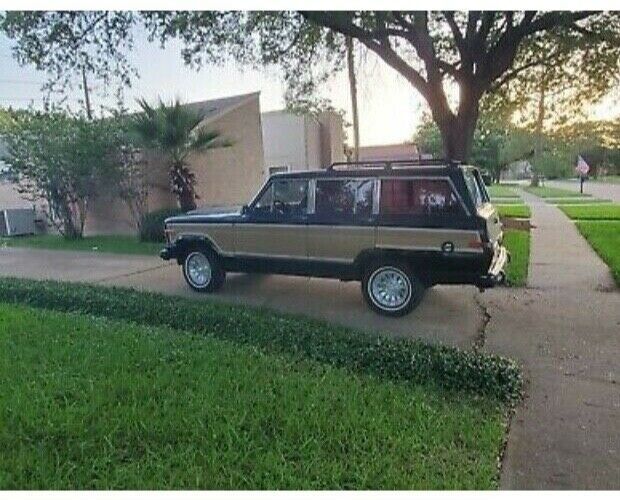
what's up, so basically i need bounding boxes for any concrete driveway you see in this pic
[0,246,484,348]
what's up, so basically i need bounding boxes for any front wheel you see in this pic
[182,248,225,293]
[361,261,425,317]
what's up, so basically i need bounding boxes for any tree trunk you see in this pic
[345,36,360,161]
[433,84,480,162]
[531,73,547,187]
[170,162,197,212]
[436,113,478,161]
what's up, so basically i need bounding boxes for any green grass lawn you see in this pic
[574,221,620,286]
[523,186,590,198]
[1,235,161,256]
[0,303,508,489]
[503,230,530,287]
[496,205,531,219]
[490,198,521,204]
[487,185,520,198]
[558,203,620,221]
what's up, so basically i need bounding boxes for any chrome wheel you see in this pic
[185,252,212,288]
[368,266,412,311]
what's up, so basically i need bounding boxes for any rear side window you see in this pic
[380,179,464,216]
[315,179,374,218]
[463,169,487,208]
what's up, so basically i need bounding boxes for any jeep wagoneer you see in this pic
[160,160,508,316]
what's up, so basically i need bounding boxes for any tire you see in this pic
[182,247,225,293]
[361,260,425,317]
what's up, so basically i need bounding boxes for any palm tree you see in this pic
[130,98,230,211]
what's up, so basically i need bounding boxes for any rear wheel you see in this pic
[361,260,425,317]
[182,248,225,293]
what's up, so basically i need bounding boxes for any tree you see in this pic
[4,11,619,160]
[415,113,508,180]
[129,99,230,212]
[300,12,620,160]
[114,141,150,232]
[1,11,138,116]
[144,11,620,160]
[0,111,120,238]
[345,36,360,160]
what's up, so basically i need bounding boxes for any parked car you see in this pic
[161,160,508,316]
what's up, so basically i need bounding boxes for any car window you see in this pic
[253,179,307,217]
[463,170,484,208]
[253,183,274,214]
[380,179,464,216]
[315,179,374,219]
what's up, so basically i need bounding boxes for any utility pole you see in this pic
[532,69,547,187]
[82,66,93,120]
[346,36,360,162]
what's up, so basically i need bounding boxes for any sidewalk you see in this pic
[483,191,620,489]
[521,190,615,291]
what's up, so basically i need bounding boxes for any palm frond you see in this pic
[128,97,231,163]
[190,128,233,151]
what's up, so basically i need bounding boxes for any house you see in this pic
[2,93,348,236]
[86,92,266,235]
[501,160,533,181]
[358,143,425,162]
[261,110,345,175]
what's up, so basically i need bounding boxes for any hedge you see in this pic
[139,208,183,242]
[0,277,523,403]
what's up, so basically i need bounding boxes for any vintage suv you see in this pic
[160,160,508,316]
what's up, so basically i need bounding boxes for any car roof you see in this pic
[270,164,476,180]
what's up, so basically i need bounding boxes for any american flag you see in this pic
[576,155,590,176]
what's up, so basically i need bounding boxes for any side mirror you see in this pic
[241,204,249,215]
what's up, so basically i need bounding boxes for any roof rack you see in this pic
[327,158,461,171]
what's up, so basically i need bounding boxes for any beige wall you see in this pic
[85,95,265,236]
[318,111,346,166]
[190,96,265,207]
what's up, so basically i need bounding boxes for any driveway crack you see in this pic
[92,263,171,284]
[473,294,491,351]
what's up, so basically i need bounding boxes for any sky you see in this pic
[0,27,427,147]
[1,24,618,146]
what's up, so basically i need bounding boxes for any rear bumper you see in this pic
[477,245,510,288]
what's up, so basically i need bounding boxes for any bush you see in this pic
[0,278,523,403]
[139,208,183,242]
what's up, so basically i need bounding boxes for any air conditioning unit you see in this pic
[0,208,36,237]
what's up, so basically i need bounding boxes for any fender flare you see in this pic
[172,234,222,264]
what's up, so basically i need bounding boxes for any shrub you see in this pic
[0,278,523,403]
[139,208,183,242]
[0,110,122,239]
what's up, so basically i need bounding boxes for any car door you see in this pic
[234,178,308,262]
[307,178,376,264]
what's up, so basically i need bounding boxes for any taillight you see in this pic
[468,239,485,249]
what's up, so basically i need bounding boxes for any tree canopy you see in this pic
[2,11,620,161]
[1,11,138,115]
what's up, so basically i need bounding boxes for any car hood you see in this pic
[166,206,243,224]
